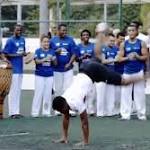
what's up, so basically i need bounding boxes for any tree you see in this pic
[140,4,150,31]
[122,4,141,31]
[22,6,39,37]
[1,5,17,37]
[1,5,39,37]
[1,1,143,37]
[65,4,104,37]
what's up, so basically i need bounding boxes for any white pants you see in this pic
[105,84,115,116]
[8,74,23,116]
[86,84,96,114]
[31,75,54,117]
[114,85,121,115]
[120,70,146,119]
[96,82,106,117]
[54,69,73,96]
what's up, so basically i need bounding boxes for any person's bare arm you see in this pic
[94,33,106,61]
[52,113,70,144]
[0,53,12,68]
[62,113,70,143]
[117,42,129,62]
[121,75,144,85]
[65,54,76,69]
[24,52,34,64]
[134,41,148,61]
[79,110,89,145]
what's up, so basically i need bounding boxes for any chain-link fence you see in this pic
[1,19,120,38]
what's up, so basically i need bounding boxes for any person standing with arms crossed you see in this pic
[118,24,148,120]
[3,24,28,119]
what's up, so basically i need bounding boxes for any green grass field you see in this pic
[0,91,150,150]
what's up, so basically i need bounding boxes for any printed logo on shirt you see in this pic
[62,43,68,46]
[133,46,140,50]
[87,49,92,53]
[40,53,45,58]
[126,47,131,51]
[60,48,68,56]
[56,43,60,46]
[81,50,85,54]
[20,42,25,45]
[16,42,19,47]
[17,47,24,54]
[42,62,51,66]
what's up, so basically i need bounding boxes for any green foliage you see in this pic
[1,5,17,20]
[1,5,17,36]
[1,1,144,37]
[22,6,39,37]
[122,4,141,30]
[1,5,39,37]
[140,4,150,30]
[48,0,64,8]
[65,5,103,37]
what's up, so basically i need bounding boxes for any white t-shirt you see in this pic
[62,73,93,114]
[125,33,148,45]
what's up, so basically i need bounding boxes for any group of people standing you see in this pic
[76,21,148,121]
[51,21,149,146]
[0,21,149,122]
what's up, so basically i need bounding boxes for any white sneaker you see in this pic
[138,116,147,121]
[119,117,130,121]
[69,110,77,117]
[42,114,52,117]
[54,111,61,116]
[31,114,39,118]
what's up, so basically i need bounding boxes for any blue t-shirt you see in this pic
[3,36,26,74]
[34,48,56,77]
[102,45,118,71]
[124,39,144,74]
[77,42,94,63]
[114,46,124,74]
[50,35,77,72]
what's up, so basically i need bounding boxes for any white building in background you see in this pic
[2,38,40,53]
[2,37,95,53]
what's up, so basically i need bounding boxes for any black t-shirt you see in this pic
[79,58,122,85]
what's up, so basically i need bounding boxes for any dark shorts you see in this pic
[106,70,122,85]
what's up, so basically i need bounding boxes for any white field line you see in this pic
[0,132,30,137]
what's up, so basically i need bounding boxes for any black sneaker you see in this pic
[10,114,24,119]
[10,115,19,119]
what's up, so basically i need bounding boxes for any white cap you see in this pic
[113,28,120,36]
